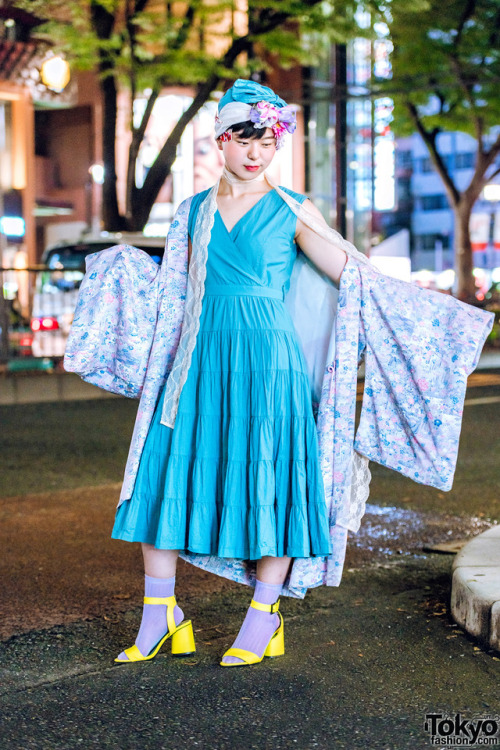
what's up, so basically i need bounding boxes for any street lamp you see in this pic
[40,56,71,93]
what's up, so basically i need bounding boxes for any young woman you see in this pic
[65,79,492,668]
[111,79,347,667]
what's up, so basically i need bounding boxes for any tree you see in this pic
[380,0,500,300]
[18,0,362,232]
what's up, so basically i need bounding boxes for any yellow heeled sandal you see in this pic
[220,599,284,667]
[114,595,196,663]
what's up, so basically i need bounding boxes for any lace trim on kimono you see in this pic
[336,450,372,532]
[160,186,216,427]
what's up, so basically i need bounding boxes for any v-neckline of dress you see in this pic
[216,188,275,236]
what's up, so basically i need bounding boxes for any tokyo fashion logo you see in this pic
[424,713,500,746]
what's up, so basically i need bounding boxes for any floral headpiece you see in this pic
[249,101,297,149]
[214,79,297,150]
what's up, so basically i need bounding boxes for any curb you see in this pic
[0,371,121,406]
[451,525,500,651]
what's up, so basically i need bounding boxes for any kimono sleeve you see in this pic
[64,244,160,398]
[354,267,494,490]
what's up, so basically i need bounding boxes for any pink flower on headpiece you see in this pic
[248,101,298,148]
[272,121,288,149]
[250,101,280,128]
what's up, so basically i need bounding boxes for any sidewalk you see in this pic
[451,525,500,651]
[0,369,120,405]
[1,481,499,748]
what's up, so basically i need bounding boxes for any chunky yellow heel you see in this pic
[220,599,284,667]
[264,612,285,658]
[114,595,196,663]
[170,619,196,656]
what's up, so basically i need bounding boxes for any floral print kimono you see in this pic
[65,190,493,598]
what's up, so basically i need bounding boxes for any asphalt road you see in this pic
[1,370,499,749]
[1,557,499,750]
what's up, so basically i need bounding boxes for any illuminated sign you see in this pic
[373,98,395,211]
[470,213,490,252]
[372,33,396,212]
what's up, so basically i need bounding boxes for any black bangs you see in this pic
[229,120,270,139]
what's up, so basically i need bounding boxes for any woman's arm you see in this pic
[294,199,347,285]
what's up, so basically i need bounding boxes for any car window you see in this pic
[38,242,164,294]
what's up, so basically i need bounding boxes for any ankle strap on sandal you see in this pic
[143,595,177,606]
[250,598,280,614]
[144,595,177,633]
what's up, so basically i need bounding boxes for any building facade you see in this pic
[388,131,500,289]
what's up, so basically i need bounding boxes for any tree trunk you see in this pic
[101,75,127,231]
[454,200,476,302]
[126,134,181,231]
[128,76,220,230]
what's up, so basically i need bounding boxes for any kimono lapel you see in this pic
[119,197,192,500]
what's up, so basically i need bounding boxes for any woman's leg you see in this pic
[221,555,292,665]
[142,544,179,578]
[256,555,292,584]
[117,545,183,660]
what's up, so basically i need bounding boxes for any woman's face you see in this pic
[217,127,276,180]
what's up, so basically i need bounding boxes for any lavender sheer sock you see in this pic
[221,579,282,665]
[117,574,184,661]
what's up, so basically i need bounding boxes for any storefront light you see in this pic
[0,216,25,237]
[41,56,71,93]
[14,250,28,270]
[483,184,500,202]
[89,164,104,184]
[436,269,455,290]
[144,222,169,237]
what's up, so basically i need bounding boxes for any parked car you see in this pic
[31,233,165,358]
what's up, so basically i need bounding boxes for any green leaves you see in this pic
[13,0,392,84]
[387,0,500,138]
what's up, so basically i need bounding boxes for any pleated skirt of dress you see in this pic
[112,294,332,561]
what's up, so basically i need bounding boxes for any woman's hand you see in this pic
[295,200,347,285]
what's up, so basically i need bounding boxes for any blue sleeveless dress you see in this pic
[112,187,331,560]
